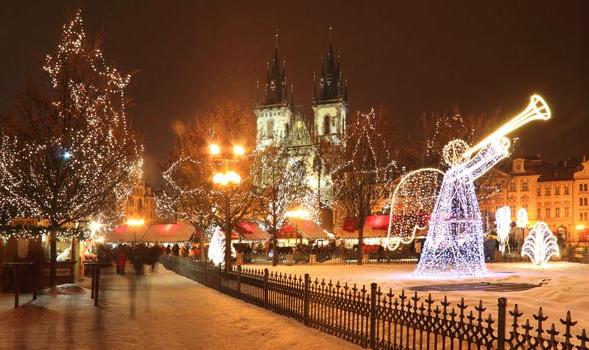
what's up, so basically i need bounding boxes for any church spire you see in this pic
[261,31,287,106]
[314,26,346,105]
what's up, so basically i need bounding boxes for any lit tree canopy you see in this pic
[0,10,142,229]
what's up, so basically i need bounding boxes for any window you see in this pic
[266,119,274,138]
[545,208,551,218]
[555,186,560,195]
[545,186,551,196]
[555,208,560,218]
[581,198,589,206]
[537,186,541,196]
[521,181,529,192]
[564,186,570,195]
[509,181,516,192]
[580,184,588,192]
[565,207,569,217]
[324,115,331,134]
[537,206,541,219]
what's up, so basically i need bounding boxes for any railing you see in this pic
[244,250,418,265]
[161,255,589,350]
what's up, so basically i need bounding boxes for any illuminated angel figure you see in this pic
[416,138,510,276]
[521,221,559,266]
[209,227,226,266]
[495,206,511,253]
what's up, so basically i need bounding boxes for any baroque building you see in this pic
[479,156,589,243]
[124,181,157,225]
[253,31,347,173]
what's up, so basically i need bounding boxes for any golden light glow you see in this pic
[126,218,145,226]
[233,144,245,157]
[89,220,102,233]
[285,208,311,219]
[576,224,586,231]
[213,171,241,186]
[209,143,221,156]
[464,94,551,158]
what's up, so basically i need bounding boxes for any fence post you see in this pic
[370,283,377,349]
[304,273,310,325]
[497,297,507,350]
[263,268,269,309]
[237,265,242,298]
[217,265,222,290]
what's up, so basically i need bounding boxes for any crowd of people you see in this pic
[108,243,164,275]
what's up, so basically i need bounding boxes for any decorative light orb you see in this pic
[213,173,227,185]
[233,145,245,157]
[209,144,221,156]
[226,171,241,185]
[442,139,470,167]
[521,221,559,267]
[62,151,73,160]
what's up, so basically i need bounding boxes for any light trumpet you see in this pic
[464,94,551,158]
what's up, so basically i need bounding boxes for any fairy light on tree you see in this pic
[331,109,397,264]
[251,142,310,266]
[0,10,142,286]
[521,221,560,266]
[495,206,511,253]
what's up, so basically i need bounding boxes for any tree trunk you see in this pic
[272,234,278,267]
[357,216,365,265]
[50,230,57,287]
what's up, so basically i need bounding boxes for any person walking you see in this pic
[117,244,128,275]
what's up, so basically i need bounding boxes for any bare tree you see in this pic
[331,109,397,264]
[251,143,309,266]
[0,10,142,286]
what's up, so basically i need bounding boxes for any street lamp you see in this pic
[127,218,145,242]
[209,143,246,271]
[286,208,310,245]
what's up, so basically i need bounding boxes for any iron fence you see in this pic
[160,255,588,350]
[244,251,418,266]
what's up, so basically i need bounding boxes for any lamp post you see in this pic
[210,143,245,272]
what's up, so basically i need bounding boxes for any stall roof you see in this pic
[333,215,390,239]
[235,222,269,241]
[106,223,195,243]
[277,219,327,240]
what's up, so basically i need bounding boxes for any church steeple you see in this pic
[314,26,346,105]
[262,31,287,106]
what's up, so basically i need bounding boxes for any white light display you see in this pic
[416,94,551,277]
[521,221,559,266]
[385,168,444,251]
[209,227,226,266]
[516,207,528,228]
[495,206,511,253]
[415,137,510,276]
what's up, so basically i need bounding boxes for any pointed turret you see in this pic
[262,32,287,106]
[313,26,347,105]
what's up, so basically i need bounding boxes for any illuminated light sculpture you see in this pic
[209,227,226,266]
[516,207,528,228]
[416,94,551,277]
[495,206,511,253]
[521,221,559,266]
[385,168,444,251]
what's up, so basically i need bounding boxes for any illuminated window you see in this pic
[565,207,569,217]
[555,186,560,195]
[509,181,516,192]
[537,186,541,196]
[545,186,551,196]
[545,208,551,218]
[581,198,588,206]
[555,208,560,218]
[564,186,570,195]
[521,181,529,192]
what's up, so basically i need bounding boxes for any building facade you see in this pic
[479,156,589,243]
[124,181,157,225]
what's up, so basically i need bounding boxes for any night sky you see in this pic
[1,1,588,181]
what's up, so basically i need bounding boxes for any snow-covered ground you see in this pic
[261,262,589,333]
[0,265,359,350]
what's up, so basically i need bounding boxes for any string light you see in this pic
[385,168,444,251]
[495,206,511,253]
[521,221,559,266]
[416,137,510,277]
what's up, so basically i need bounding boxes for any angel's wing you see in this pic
[385,168,444,251]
